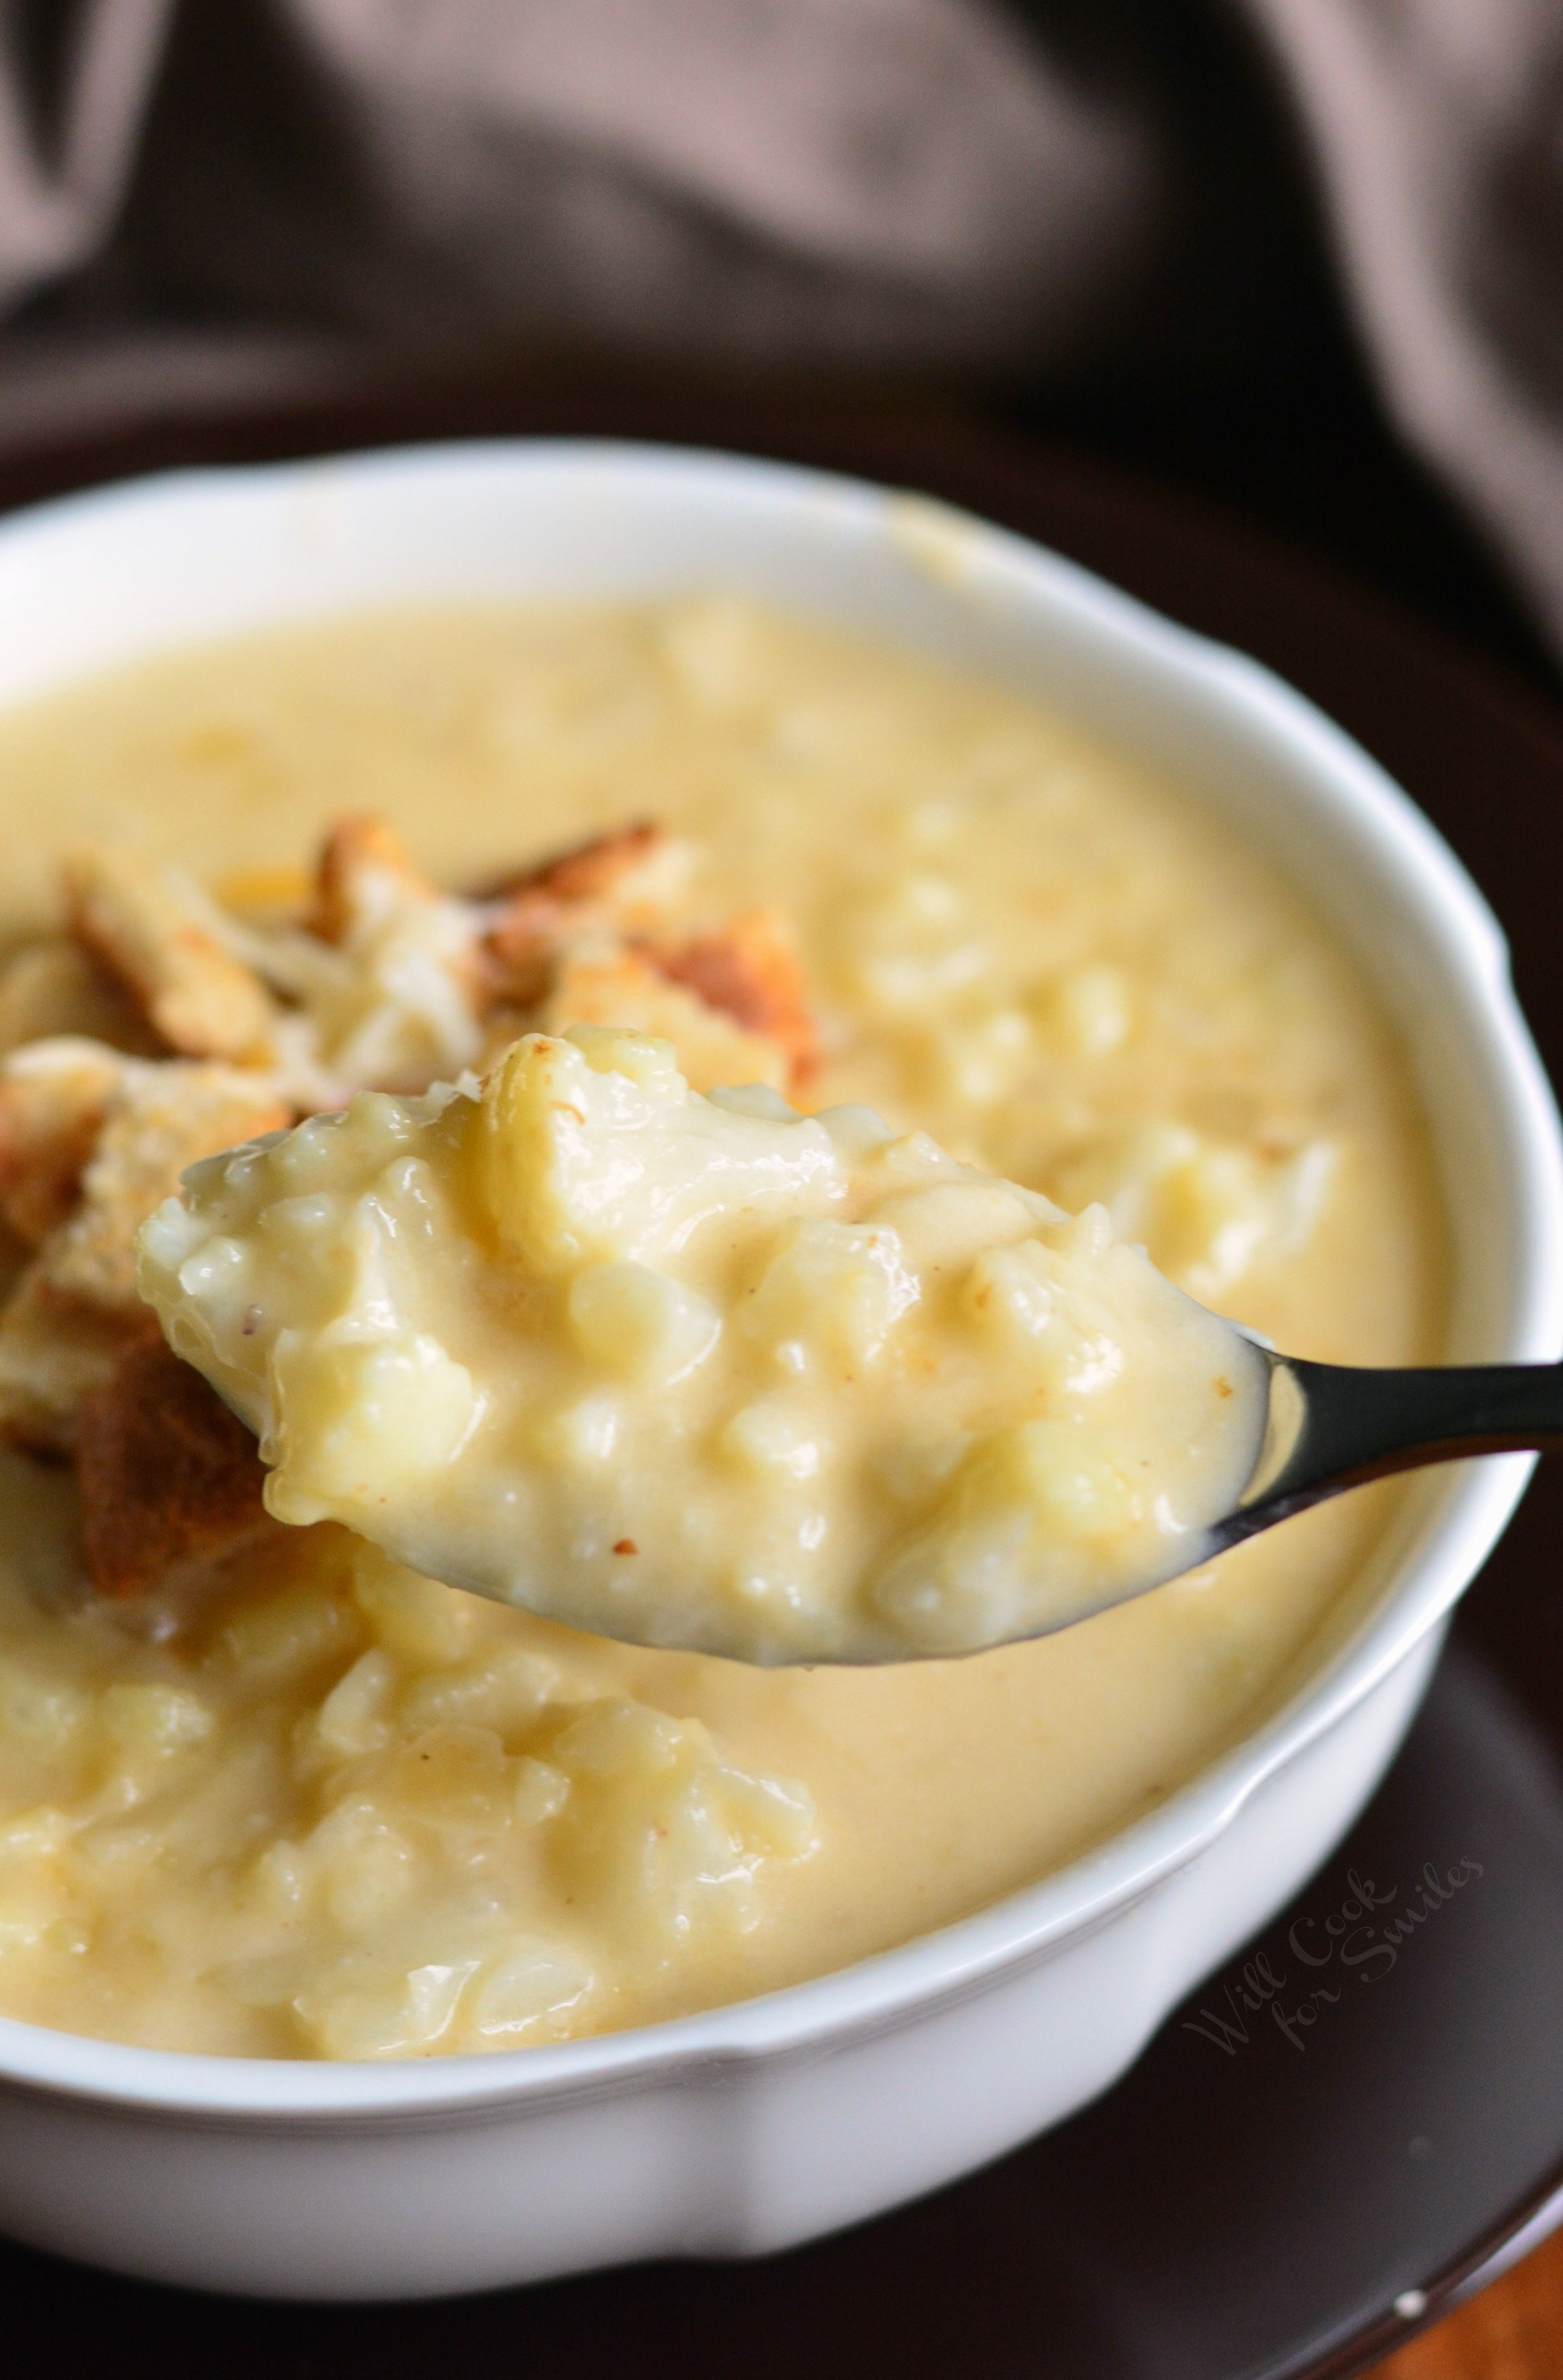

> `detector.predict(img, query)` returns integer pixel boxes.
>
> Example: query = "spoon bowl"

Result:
[1020,1346,1563,1645]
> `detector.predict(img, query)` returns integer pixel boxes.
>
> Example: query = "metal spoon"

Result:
[1206,1350,1563,1564]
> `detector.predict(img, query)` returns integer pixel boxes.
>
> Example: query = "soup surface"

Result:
[0,599,1444,2057]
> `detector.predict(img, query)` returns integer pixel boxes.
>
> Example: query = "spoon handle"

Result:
[1226,1358,1563,1545]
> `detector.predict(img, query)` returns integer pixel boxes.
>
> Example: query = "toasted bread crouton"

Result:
[0,1037,130,1244]
[308,815,439,945]
[76,1333,271,1598]
[655,909,816,1087]
[536,944,790,1094]
[497,821,663,907]
[41,1064,288,1317]
[476,904,559,1012]
[65,845,278,1062]
[0,1265,146,1456]
[0,1062,287,1450]
[479,825,684,1009]
[0,937,162,1058]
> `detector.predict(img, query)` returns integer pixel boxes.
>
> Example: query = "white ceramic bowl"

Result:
[0,443,1557,2300]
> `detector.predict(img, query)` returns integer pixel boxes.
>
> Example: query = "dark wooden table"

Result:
[1378,2226,1563,2378]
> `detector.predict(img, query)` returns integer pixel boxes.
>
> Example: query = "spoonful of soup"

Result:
[135,1026,1550,1664]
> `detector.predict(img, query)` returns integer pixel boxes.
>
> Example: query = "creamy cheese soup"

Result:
[142,1029,1269,1662]
[0,599,1444,2058]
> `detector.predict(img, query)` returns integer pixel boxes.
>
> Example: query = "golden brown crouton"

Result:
[497,821,663,907]
[476,909,557,1013]
[40,1063,289,1317]
[0,1265,146,1457]
[308,815,439,945]
[76,1332,271,1598]
[64,845,278,1062]
[0,1038,128,1244]
[479,824,673,1009]
[0,1059,287,1453]
[0,937,162,1058]
[536,943,790,1094]
[654,908,817,1087]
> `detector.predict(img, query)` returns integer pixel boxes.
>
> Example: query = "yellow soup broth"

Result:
[0,599,1445,2057]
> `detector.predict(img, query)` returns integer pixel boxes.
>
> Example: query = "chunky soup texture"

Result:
[0,599,1444,2058]
[142,1029,1268,1663]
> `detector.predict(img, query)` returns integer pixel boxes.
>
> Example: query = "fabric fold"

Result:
[2,0,1561,651]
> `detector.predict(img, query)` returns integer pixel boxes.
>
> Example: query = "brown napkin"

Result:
[3,1,1562,646]
[1246,0,1563,650]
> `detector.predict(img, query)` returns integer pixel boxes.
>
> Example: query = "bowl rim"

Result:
[0,434,1557,2121]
